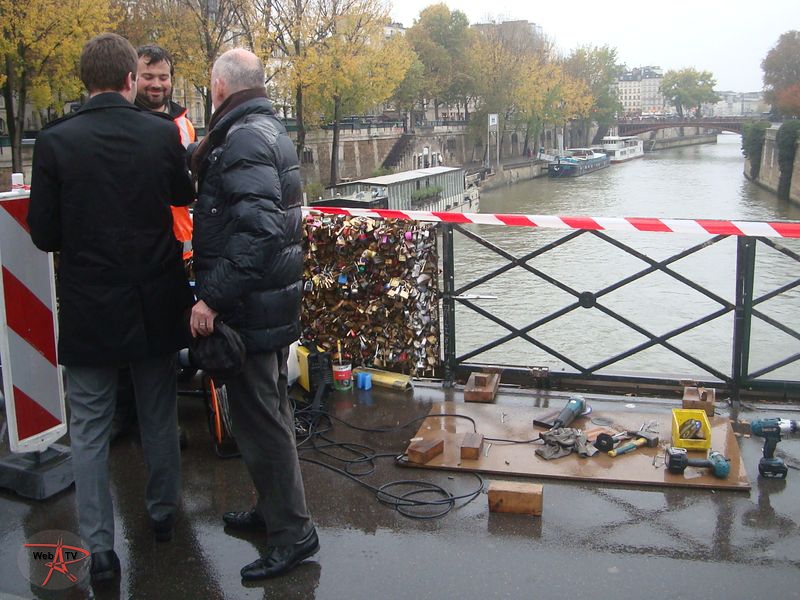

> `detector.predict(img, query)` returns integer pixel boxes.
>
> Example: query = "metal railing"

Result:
[440,224,800,405]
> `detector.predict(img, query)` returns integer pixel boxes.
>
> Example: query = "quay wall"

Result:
[5,124,723,191]
[299,126,476,186]
[648,133,718,151]
[745,129,800,205]
[480,160,548,192]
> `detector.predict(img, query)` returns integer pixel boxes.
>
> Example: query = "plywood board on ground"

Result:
[403,402,750,491]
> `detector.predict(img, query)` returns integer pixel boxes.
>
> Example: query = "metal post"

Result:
[441,223,457,388]
[496,124,500,170]
[730,236,756,419]
[486,116,490,169]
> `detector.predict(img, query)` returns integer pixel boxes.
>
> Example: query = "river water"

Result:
[452,134,800,383]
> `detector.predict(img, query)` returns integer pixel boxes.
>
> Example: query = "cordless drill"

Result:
[665,447,730,479]
[750,418,799,479]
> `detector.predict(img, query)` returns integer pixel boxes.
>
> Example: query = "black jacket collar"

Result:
[209,97,275,143]
[80,92,140,113]
[43,92,140,130]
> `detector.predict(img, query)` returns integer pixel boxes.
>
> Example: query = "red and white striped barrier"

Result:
[0,190,66,453]
[304,207,800,239]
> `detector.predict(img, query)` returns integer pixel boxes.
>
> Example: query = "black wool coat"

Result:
[27,92,195,366]
[193,97,303,353]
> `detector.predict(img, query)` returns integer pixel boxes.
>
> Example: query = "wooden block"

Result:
[488,481,543,515]
[682,386,716,417]
[464,372,500,403]
[406,438,444,464]
[460,433,484,460]
[474,374,489,386]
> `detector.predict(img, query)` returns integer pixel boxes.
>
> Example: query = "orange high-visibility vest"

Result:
[172,109,196,260]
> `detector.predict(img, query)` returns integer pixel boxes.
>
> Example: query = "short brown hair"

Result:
[137,44,174,77]
[80,33,137,92]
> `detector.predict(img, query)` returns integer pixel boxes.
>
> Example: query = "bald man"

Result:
[188,49,317,581]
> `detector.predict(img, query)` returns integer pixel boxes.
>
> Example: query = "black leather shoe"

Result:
[90,550,120,582]
[223,508,265,531]
[240,527,319,581]
[152,514,175,542]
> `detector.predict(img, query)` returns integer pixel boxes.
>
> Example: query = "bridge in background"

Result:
[617,116,761,136]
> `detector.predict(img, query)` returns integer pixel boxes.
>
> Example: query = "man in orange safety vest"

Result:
[135,44,196,261]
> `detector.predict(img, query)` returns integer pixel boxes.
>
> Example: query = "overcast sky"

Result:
[389,0,798,92]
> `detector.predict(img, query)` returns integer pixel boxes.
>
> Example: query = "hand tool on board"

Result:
[608,430,659,457]
[593,431,631,452]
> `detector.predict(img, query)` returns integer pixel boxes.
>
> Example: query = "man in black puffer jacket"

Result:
[188,48,317,581]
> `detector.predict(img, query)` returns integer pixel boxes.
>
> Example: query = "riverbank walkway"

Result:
[2,379,799,599]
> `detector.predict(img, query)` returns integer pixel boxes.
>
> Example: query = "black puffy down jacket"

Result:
[193,98,303,353]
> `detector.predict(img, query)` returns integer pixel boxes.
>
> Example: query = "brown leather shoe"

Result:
[240,527,319,581]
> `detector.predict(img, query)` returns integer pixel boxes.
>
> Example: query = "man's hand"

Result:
[190,300,218,338]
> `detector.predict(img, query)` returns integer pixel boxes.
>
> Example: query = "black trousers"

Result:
[225,347,313,546]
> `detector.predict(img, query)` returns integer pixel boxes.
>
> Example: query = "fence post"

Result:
[731,236,756,419]
[441,223,457,387]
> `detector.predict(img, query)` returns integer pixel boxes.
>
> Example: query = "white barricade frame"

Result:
[0,190,67,453]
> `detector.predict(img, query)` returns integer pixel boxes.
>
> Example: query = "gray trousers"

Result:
[66,353,180,553]
[224,347,312,546]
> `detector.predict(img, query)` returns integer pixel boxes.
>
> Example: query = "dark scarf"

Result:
[190,87,268,180]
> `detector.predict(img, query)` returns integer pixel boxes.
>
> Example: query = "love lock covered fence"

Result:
[307,207,799,406]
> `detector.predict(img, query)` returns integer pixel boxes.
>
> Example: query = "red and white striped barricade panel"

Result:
[0,189,66,453]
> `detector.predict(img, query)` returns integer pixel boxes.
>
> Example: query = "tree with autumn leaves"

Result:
[4,0,695,182]
[298,1,412,183]
[466,18,592,160]
[660,68,719,118]
[0,0,113,171]
[761,30,800,118]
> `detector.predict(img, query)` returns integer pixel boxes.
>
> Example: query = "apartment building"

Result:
[702,91,767,116]
[618,66,666,116]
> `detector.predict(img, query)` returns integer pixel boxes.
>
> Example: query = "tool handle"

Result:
[685,458,712,468]
[763,436,778,459]
[609,437,645,457]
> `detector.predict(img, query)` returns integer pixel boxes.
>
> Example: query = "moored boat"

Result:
[596,135,644,163]
[548,148,610,178]
[318,166,479,213]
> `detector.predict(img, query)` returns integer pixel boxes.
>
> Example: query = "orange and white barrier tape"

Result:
[304,207,800,239]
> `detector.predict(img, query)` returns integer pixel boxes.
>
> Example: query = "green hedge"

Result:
[411,185,443,202]
[741,120,770,179]
[776,120,800,200]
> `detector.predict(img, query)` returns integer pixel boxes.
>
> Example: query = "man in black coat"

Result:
[27,33,194,582]
[189,48,317,581]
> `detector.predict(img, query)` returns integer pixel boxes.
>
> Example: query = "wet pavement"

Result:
[1,380,800,599]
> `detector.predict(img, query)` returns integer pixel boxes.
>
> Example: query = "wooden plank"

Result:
[406,438,444,464]
[403,402,750,491]
[488,481,543,515]
[464,372,500,403]
[460,432,484,460]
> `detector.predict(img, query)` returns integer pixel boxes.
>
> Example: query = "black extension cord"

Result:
[292,402,487,519]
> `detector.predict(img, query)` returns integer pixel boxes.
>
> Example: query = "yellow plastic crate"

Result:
[671,408,711,451]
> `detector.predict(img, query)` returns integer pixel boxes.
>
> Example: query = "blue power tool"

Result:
[551,395,591,429]
[750,418,799,479]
